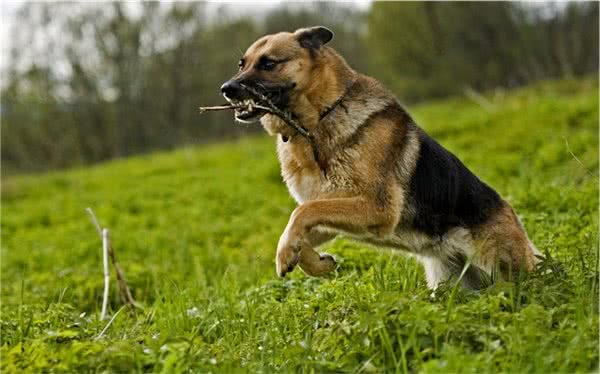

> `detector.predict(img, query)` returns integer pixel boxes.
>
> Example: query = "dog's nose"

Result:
[220,80,242,99]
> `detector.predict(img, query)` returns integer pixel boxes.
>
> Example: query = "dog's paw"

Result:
[318,253,337,274]
[297,250,338,277]
[276,245,299,277]
[275,223,303,277]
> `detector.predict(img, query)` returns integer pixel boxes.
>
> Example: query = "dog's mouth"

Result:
[224,84,293,123]
[229,98,266,123]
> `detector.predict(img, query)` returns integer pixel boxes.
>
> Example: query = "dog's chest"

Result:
[277,137,353,203]
[286,171,321,203]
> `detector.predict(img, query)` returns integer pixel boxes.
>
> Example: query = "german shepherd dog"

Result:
[221,26,540,289]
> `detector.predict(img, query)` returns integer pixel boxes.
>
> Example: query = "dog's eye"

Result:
[259,57,278,71]
[238,59,245,69]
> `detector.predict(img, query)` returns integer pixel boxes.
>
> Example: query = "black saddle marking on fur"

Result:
[408,129,503,237]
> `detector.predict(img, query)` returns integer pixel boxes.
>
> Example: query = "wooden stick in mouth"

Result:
[198,85,311,140]
[198,100,272,114]
[239,84,311,139]
[198,86,321,167]
[198,103,244,113]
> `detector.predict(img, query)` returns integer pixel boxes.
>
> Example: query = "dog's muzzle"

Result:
[220,80,294,123]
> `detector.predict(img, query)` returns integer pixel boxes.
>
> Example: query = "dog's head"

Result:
[221,26,334,123]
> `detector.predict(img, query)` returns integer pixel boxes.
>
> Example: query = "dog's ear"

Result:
[295,26,334,50]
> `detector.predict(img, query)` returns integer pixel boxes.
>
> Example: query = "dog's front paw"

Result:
[276,244,299,277]
[275,226,303,277]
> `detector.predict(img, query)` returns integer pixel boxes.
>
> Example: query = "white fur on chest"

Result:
[277,138,324,204]
[277,138,357,204]
[286,171,321,203]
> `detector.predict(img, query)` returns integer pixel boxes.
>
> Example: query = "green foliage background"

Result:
[2,2,597,173]
[2,78,598,372]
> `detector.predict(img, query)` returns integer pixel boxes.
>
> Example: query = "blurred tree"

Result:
[1,2,597,174]
[367,2,598,101]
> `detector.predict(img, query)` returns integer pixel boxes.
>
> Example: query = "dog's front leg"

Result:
[276,197,398,276]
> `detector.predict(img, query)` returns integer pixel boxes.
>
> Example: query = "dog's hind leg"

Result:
[419,254,491,290]
[419,256,450,290]
[473,201,539,281]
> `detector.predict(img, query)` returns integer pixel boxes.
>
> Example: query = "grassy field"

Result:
[2,78,598,372]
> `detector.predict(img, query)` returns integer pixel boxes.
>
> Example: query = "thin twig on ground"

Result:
[564,137,596,178]
[86,208,137,312]
[86,207,102,236]
[101,228,110,320]
[107,234,137,306]
[95,306,125,340]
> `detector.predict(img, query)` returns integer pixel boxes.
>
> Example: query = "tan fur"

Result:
[231,27,539,286]
[473,201,540,278]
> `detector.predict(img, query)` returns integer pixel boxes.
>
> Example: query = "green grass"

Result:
[2,78,598,373]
